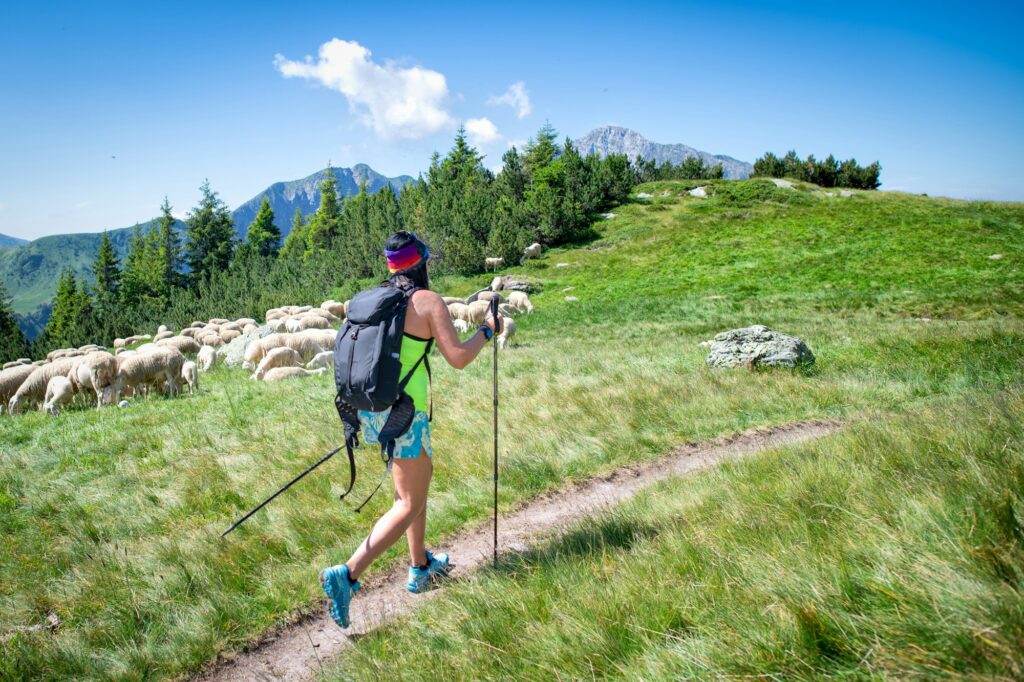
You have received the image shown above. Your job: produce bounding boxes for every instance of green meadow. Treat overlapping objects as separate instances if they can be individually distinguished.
[1,179,1021,679]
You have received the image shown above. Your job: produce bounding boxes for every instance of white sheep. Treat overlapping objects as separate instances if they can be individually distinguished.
[234,317,257,327]
[197,345,218,372]
[485,256,504,270]
[154,330,175,342]
[8,358,79,414]
[220,329,241,344]
[43,375,75,415]
[448,302,471,322]
[305,350,334,370]
[321,300,346,318]
[268,318,287,332]
[181,361,198,394]
[179,328,198,339]
[242,323,258,335]
[156,336,201,355]
[157,324,169,334]
[252,347,304,380]
[466,300,492,325]
[522,242,542,261]
[208,318,229,325]
[113,338,127,349]
[497,317,517,349]
[476,291,504,304]
[508,291,534,314]
[68,351,117,409]
[265,308,287,322]
[442,296,465,306]
[498,303,515,317]
[299,328,337,354]
[0,364,38,415]
[490,276,503,292]
[453,319,470,334]
[244,332,325,368]
[114,347,184,400]
[262,366,326,382]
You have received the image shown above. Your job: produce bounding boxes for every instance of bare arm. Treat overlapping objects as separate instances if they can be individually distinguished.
[425,293,499,370]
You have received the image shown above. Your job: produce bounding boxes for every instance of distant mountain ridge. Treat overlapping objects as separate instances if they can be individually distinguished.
[0,233,29,249]
[0,165,412,338]
[573,126,752,179]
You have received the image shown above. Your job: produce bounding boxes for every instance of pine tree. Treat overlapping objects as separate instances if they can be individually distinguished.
[45,269,94,348]
[0,280,29,363]
[524,121,559,176]
[246,196,281,258]
[280,207,309,260]
[185,179,235,282]
[157,197,183,296]
[306,167,342,254]
[92,230,121,315]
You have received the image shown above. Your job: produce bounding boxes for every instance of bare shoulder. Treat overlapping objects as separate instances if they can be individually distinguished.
[411,289,444,310]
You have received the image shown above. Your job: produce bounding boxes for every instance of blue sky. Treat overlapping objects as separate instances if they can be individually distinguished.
[1,0,1021,240]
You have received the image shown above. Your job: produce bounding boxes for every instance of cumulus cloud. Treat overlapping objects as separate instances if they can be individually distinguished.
[465,117,502,146]
[274,39,455,140]
[487,81,532,119]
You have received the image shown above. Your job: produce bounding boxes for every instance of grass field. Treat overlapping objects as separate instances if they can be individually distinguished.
[1,179,1021,679]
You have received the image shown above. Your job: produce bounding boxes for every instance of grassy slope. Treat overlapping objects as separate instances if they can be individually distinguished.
[1,180,1021,679]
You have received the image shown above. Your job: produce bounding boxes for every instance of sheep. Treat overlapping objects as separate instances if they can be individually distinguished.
[135,343,159,353]
[154,330,175,342]
[476,291,504,304]
[287,315,329,332]
[498,303,515,317]
[490,276,503,292]
[157,324,169,334]
[197,345,218,372]
[200,333,224,347]
[497,317,517,349]
[113,338,127,349]
[262,366,326,382]
[252,347,304,380]
[242,323,258,335]
[180,327,198,339]
[235,317,257,327]
[203,323,222,333]
[448,302,471,323]
[43,376,75,416]
[485,256,504,270]
[208,318,229,325]
[114,347,183,400]
[321,300,346,317]
[244,332,325,368]
[8,358,79,414]
[305,350,334,370]
[32,359,47,366]
[298,328,337,353]
[508,291,534,314]
[0,364,38,415]
[181,361,198,394]
[219,329,240,344]
[78,344,102,353]
[3,360,28,370]
[268,318,287,333]
[265,308,288,322]
[220,322,242,333]
[189,321,207,329]
[68,351,117,409]
[305,308,340,324]
[156,336,202,355]
[466,300,492,325]
[522,242,542,261]
[453,319,470,334]
[442,296,465,306]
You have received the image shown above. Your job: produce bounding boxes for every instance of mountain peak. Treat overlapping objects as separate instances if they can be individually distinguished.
[573,126,752,179]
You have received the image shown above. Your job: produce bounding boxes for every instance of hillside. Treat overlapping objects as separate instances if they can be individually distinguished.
[574,126,752,178]
[0,164,410,336]
[0,233,28,249]
[1,179,1021,679]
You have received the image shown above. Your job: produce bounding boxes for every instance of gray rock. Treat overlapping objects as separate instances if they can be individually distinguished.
[840,190,853,197]
[704,325,815,369]
[989,253,1004,260]
[688,186,709,198]
[565,296,579,302]
[499,276,536,293]
[220,326,273,367]
[771,179,794,189]
[636,192,653,199]
[601,212,616,219]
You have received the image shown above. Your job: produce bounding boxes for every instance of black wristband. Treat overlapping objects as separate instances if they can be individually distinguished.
[479,325,493,341]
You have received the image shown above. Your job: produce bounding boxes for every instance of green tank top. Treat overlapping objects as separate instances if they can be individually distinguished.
[399,333,431,412]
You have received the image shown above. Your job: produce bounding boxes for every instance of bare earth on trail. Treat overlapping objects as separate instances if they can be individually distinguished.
[197,420,841,682]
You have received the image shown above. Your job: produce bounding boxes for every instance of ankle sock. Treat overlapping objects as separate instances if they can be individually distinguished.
[413,560,429,571]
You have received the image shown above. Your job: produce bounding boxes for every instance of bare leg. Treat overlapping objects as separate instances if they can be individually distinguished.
[345,449,432,580]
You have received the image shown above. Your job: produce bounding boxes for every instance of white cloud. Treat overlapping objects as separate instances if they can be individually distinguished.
[274,39,455,140]
[465,117,502,146]
[487,81,532,119]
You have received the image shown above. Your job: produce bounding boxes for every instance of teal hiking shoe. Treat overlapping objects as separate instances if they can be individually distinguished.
[319,564,360,628]
[406,550,451,594]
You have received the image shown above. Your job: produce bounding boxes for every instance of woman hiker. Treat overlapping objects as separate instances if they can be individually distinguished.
[319,230,502,629]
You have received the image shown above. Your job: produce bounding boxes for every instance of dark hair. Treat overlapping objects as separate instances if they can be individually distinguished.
[384,230,430,290]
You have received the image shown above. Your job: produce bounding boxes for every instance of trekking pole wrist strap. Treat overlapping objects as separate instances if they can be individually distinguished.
[479,325,493,341]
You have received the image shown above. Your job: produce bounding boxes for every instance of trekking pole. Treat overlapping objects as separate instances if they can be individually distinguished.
[490,296,500,563]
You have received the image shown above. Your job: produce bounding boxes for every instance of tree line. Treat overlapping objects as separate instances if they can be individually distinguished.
[14,123,655,359]
[752,151,881,189]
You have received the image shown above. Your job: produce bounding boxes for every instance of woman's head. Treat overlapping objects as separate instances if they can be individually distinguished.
[384,230,430,289]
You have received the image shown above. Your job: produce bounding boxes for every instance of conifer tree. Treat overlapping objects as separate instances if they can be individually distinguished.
[280,207,308,260]
[245,196,281,257]
[185,179,235,282]
[157,197,183,295]
[0,280,29,363]
[306,167,342,254]
[91,230,121,315]
[524,121,559,176]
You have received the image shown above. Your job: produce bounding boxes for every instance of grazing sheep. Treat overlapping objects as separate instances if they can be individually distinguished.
[262,366,326,382]
[476,291,504,304]
[43,376,75,415]
[305,350,334,370]
[498,303,515,317]
[485,256,504,270]
[442,296,465,306]
[305,308,340,324]
[68,351,117,409]
[293,315,330,331]
[0,364,38,415]
[268,318,287,333]
[242,323,258,335]
[154,330,175,342]
[508,291,534,314]
[522,242,542,261]
[32,359,48,366]
[453,319,470,334]
[181,361,198,394]
[156,336,202,355]
[497,317,517,349]
[321,300,346,317]
[244,332,325,368]
[252,347,304,380]
[265,308,288,322]
[8,358,78,414]
[299,328,337,353]
[203,323,222,334]
[208,318,229,325]
[157,324,169,334]
[135,343,159,353]
[448,302,471,323]
[466,300,492,325]
[490,276,503,292]
[180,327,198,338]
[3,360,28,370]
[219,322,242,334]
[234,317,257,327]
[197,345,218,372]
[220,329,241,344]
[114,347,183,400]
[189,321,207,329]
[113,338,127,349]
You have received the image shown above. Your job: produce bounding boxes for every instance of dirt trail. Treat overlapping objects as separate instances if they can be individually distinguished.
[197,420,841,682]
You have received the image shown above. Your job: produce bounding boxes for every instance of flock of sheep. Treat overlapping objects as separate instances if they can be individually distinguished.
[0,275,535,418]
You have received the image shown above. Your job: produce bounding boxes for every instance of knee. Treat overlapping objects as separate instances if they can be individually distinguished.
[392,497,422,522]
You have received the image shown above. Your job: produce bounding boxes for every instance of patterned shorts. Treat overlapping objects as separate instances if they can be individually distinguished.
[357,408,432,459]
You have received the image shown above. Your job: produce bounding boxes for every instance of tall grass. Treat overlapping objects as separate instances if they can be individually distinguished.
[332,387,1024,680]
[1,180,1021,679]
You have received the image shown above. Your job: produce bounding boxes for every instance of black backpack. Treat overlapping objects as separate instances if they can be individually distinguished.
[333,281,432,510]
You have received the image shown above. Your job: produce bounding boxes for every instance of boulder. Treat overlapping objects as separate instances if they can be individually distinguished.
[704,325,815,369]
[219,326,274,367]
[688,186,709,198]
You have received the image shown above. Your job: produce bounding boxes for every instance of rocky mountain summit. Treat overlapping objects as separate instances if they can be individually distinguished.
[573,126,752,179]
